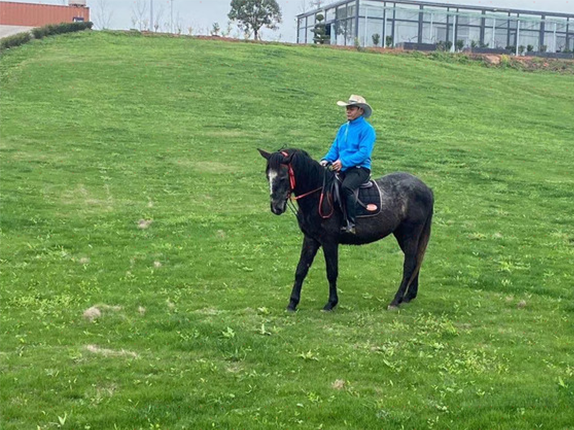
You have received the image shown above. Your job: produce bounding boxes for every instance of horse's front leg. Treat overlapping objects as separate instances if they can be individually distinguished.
[322,241,339,311]
[287,235,321,311]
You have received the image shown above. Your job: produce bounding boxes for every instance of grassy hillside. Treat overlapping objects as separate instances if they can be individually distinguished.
[1,31,573,429]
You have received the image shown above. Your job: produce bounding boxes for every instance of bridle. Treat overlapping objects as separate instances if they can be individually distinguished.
[279,151,333,218]
[280,151,321,201]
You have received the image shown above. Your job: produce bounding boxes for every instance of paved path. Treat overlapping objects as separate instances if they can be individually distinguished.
[0,25,34,39]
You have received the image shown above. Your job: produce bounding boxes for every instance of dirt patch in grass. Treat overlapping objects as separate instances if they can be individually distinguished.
[85,344,139,358]
[332,379,346,390]
[83,304,123,321]
[138,219,153,229]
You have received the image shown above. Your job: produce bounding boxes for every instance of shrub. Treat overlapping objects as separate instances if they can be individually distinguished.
[437,40,453,52]
[372,33,380,47]
[539,45,547,53]
[385,35,393,48]
[518,45,525,55]
[455,39,464,52]
[32,21,93,39]
[470,40,478,48]
[0,32,32,51]
[527,44,534,52]
[311,13,328,44]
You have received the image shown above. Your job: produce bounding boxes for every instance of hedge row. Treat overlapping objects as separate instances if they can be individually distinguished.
[32,21,93,39]
[0,21,93,52]
[0,32,32,51]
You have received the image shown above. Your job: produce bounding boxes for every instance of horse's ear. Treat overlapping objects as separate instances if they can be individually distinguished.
[258,149,271,160]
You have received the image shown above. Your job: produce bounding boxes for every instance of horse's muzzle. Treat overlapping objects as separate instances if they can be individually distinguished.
[270,200,287,215]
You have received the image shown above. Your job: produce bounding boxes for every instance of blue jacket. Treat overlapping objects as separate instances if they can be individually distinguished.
[322,116,376,171]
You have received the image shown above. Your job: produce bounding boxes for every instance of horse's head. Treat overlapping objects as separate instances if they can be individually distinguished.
[258,149,295,215]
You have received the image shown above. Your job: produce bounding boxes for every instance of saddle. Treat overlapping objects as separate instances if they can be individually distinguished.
[331,175,383,218]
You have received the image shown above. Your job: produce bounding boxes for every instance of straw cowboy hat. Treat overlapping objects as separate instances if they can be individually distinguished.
[337,94,373,118]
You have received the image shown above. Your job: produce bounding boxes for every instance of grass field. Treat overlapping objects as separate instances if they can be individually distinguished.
[1,31,573,429]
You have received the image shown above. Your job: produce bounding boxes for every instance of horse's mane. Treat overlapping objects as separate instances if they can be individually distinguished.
[269,148,325,185]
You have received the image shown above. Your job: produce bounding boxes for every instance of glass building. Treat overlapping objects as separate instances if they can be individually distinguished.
[296,0,574,53]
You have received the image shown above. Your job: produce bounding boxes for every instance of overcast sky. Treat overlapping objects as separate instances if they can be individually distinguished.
[8,0,574,42]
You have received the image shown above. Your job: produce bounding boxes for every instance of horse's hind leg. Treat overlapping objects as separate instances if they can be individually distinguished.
[389,225,423,309]
[403,273,419,303]
[390,212,432,308]
[389,248,418,309]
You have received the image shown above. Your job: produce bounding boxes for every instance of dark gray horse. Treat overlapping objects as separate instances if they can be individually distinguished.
[259,148,434,311]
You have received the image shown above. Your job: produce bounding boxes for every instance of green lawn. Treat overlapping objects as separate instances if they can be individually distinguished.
[1,31,573,429]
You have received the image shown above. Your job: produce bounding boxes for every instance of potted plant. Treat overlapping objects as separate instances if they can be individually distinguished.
[455,39,464,52]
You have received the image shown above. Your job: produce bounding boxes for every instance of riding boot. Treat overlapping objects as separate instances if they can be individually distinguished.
[342,192,357,234]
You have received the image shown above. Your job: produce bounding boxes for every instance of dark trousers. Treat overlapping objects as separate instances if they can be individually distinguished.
[340,167,370,225]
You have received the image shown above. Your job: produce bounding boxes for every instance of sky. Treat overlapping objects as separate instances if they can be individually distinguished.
[6,0,574,43]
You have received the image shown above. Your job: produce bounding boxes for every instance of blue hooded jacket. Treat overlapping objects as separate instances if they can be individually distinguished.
[322,116,376,171]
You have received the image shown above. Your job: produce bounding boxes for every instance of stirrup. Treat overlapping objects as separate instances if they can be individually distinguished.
[341,222,356,234]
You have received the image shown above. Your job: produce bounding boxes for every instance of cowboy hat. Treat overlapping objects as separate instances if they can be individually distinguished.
[337,94,373,118]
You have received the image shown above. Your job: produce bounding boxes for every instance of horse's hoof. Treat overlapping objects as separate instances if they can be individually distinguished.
[387,305,399,311]
[286,306,297,313]
[322,304,337,312]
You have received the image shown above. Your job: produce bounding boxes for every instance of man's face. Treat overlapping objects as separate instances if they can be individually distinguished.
[346,105,364,121]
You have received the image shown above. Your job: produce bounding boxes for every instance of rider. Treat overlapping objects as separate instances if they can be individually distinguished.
[321,95,376,234]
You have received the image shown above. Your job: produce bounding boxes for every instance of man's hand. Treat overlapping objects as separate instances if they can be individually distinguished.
[332,160,343,172]
[320,160,329,167]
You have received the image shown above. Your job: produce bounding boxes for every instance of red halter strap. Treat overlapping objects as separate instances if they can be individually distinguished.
[280,151,296,190]
[280,151,322,201]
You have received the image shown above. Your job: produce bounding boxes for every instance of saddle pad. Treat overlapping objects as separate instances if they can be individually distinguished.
[356,180,382,218]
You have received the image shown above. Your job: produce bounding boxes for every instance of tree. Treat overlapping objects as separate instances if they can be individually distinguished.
[93,0,113,30]
[221,21,234,38]
[228,0,282,41]
[298,0,324,13]
[211,22,221,36]
[131,0,149,31]
[152,4,165,32]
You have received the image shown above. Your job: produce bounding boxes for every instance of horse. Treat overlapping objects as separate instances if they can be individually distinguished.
[258,148,434,311]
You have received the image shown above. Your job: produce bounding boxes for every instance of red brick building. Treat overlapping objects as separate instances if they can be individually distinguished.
[0,1,90,37]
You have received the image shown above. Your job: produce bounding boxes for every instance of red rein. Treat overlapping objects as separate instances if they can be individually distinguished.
[280,151,332,218]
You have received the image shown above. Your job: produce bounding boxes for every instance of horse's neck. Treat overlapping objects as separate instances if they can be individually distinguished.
[294,164,331,215]
[294,162,323,195]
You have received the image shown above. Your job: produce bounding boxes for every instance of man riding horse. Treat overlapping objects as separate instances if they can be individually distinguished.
[320,95,376,234]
